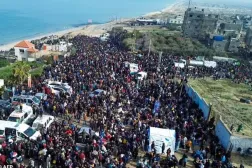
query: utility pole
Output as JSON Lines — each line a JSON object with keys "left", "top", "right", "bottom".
{"left": 188, "top": 0, "right": 192, "bottom": 9}
{"left": 147, "top": 39, "right": 152, "bottom": 58}
{"left": 179, "top": 78, "right": 184, "bottom": 97}
{"left": 157, "top": 51, "right": 162, "bottom": 72}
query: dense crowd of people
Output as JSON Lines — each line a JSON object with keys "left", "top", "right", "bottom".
{"left": 1, "top": 35, "right": 248, "bottom": 168}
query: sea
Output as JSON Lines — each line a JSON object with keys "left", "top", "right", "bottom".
{"left": 0, "top": 0, "right": 173, "bottom": 45}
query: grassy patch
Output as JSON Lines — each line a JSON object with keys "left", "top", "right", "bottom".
{"left": 189, "top": 78, "right": 252, "bottom": 136}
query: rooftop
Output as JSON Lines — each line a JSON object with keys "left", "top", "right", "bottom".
{"left": 14, "top": 40, "right": 35, "bottom": 48}
{"left": 27, "top": 47, "right": 38, "bottom": 53}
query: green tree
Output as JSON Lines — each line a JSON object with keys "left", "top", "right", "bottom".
{"left": 12, "top": 61, "right": 31, "bottom": 84}
{"left": 0, "top": 59, "right": 10, "bottom": 68}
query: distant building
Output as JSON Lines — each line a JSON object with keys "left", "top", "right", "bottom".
{"left": 168, "top": 15, "right": 183, "bottom": 24}
{"left": 211, "top": 34, "right": 240, "bottom": 53}
{"left": 212, "top": 40, "right": 228, "bottom": 52}
{"left": 135, "top": 18, "right": 161, "bottom": 26}
{"left": 49, "top": 41, "right": 72, "bottom": 52}
{"left": 228, "top": 38, "right": 240, "bottom": 52}
{"left": 182, "top": 7, "right": 219, "bottom": 39}
{"left": 245, "top": 27, "right": 252, "bottom": 47}
{"left": 244, "top": 19, "right": 252, "bottom": 29}
{"left": 59, "top": 41, "right": 72, "bottom": 52}
{"left": 100, "top": 33, "right": 110, "bottom": 41}
{"left": 219, "top": 21, "right": 243, "bottom": 38}
{"left": 14, "top": 40, "right": 38, "bottom": 61}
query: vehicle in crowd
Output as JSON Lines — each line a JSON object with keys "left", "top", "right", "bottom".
{"left": 46, "top": 80, "right": 73, "bottom": 94}
{"left": 32, "top": 115, "right": 55, "bottom": 131}
{"left": 136, "top": 71, "right": 147, "bottom": 80}
{"left": 11, "top": 95, "right": 40, "bottom": 106}
{"left": 21, "top": 91, "right": 34, "bottom": 96}
{"left": 25, "top": 117, "right": 37, "bottom": 127}
{"left": 89, "top": 89, "right": 107, "bottom": 97}
{"left": 0, "top": 100, "right": 13, "bottom": 120}
{"left": 35, "top": 92, "right": 47, "bottom": 100}
{"left": 124, "top": 62, "right": 139, "bottom": 74}
{"left": 0, "top": 121, "right": 41, "bottom": 142}
{"left": 7, "top": 104, "right": 35, "bottom": 124}
{"left": 240, "top": 98, "right": 251, "bottom": 104}
{"left": 50, "top": 86, "right": 71, "bottom": 96}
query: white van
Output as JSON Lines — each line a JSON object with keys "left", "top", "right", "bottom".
{"left": 7, "top": 104, "right": 35, "bottom": 124}
{"left": 32, "top": 115, "right": 55, "bottom": 131}
{"left": 124, "top": 62, "right": 139, "bottom": 74}
{"left": 137, "top": 71, "right": 147, "bottom": 80}
{"left": 0, "top": 121, "right": 41, "bottom": 142}
{"left": 129, "top": 63, "right": 139, "bottom": 74}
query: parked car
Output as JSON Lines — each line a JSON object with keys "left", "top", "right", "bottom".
{"left": 240, "top": 98, "right": 251, "bottom": 104}
{"left": 89, "top": 89, "right": 106, "bottom": 98}
{"left": 32, "top": 115, "right": 55, "bottom": 131}
{"left": 0, "top": 121, "right": 41, "bottom": 142}
{"left": 46, "top": 81, "right": 72, "bottom": 94}
{"left": 136, "top": 71, "right": 147, "bottom": 80}
{"left": 51, "top": 86, "right": 71, "bottom": 96}
{"left": 0, "top": 100, "right": 13, "bottom": 120}
{"left": 35, "top": 93, "right": 47, "bottom": 101}
{"left": 11, "top": 95, "right": 40, "bottom": 106}
{"left": 7, "top": 104, "right": 35, "bottom": 124}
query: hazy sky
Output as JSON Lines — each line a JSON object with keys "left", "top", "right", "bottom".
{"left": 192, "top": 0, "right": 252, "bottom": 7}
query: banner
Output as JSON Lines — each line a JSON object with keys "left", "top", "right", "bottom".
{"left": 148, "top": 127, "right": 176, "bottom": 155}
{"left": 153, "top": 100, "right": 161, "bottom": 113}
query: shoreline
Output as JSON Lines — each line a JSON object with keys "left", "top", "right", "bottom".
{"left": 0, "top": 0, "right": 184, "bottom": 51}
{"left": 0, "top": 24, "right": 98, "bottom": 51}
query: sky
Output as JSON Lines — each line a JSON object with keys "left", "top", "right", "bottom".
{"left": 192, "top": 0, "right": 252, "bottom": 8}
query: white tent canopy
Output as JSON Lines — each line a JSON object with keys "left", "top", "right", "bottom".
{"left": 204, "top": 61, "right": 217, "bottom": 68}
{"left": 148, "top": 127, "right": 176, "bottom": 155}
{"left": 174, "top": 62, "right": 185, "bottom": 68}
{"left": 189, "top": 60, "right": 204, "bottom": 66}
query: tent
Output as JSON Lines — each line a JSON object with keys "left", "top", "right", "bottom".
{"left": 174, "top": 62, "right": 185, "bottom": 68}
{"left": 204, "top": 61, "right": 217, "bottom": 68}
{"left": 148, "top": 127, "right": 176, "bottom": 155}
{"left": 189, "top": 60, "right": 204, "bottom": 66}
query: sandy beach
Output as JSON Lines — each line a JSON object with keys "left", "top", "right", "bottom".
{"left": 0, "top": 0, "right": 184, "bottom": 51}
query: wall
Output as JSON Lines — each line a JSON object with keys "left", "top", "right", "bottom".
{"left": 230, "top": 136, "right": 252, "bottom": 152}
{"left": 185, "top": 84, "right": 210, "bottom": 120}
{"left": 27, "top": 58, "right": 36, "bottom": 62}
{"left": 14, "top": 47, "right": 28, "bottom": 61}
{"left": 228, "top": 39, "right": 240, "bottom": 53}
{"left": 215, "top": 119, "right": 231, "bottom": 149}
{"left": 215, "top": 119, "right": 252, "bottom": 152}
{"left": 212, "top": 40, "right": 228, "bottom": 52}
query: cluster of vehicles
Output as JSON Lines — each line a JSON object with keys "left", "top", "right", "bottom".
{"left": 124, "top": 61, "right": 147, "bottom": 81}
{"left": 45, "top": 80, "right": 72, "bottom": 96}
{"left": 0, "top": 104, "right": 54, "bottom": 142}
{"left": 0, "top": 80, "right": 72, "bottom": 143}
{"left": 0, "top": 67, "right": 147, "bottom": 143}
